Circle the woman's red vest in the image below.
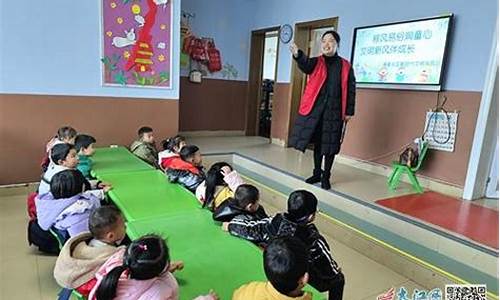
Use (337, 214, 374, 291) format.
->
(298, 55, 351, 119)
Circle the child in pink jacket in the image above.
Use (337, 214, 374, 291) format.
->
(89, 235, 218, 300)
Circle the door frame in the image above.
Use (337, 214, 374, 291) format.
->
(463, 18, 498, 200)
(486, 138, 499, 198)
(287, 17, 339, 144)
(245, 26, 280, 137)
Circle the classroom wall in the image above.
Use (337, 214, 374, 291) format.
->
(178, 0, 496, 187)
(253, 0, 497, 91)
(179, 77, 247, 131)
(0, 0, 181, 98)
(178, 0, 254, 132)
(270, 83, 484, 187)
(0, 94, 179, 184)
(180, 0, 254, 81)
(0, 0, 182, 184)
(1, 0, 496, 187)
(252, 0, 496, 187)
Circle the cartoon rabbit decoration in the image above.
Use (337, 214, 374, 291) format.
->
(112, 28, 136, 48)
(135, 15, 145, 27)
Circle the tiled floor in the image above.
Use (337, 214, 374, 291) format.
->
(474, 197, 499, 211)
(192, 136, 422, 203)
(377, 192, 498, 249)
(251, 197, 429, 300)
(192, 136, 498, 219)
(1, 136, 496, 300)
(0, 187, 425, 300)
(0, 193, 60, 300)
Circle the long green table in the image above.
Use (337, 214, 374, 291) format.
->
(92, 147, 325, 299)
(91, 146, 154, 178)
(127, 211, 326, 300)
(96, 170, 199, 221)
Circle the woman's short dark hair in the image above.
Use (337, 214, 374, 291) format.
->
(322, 30, 340, 44)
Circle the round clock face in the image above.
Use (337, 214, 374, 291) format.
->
(279, 24, 293, 44)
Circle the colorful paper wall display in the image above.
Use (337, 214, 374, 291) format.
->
(101, 0, 173, 89)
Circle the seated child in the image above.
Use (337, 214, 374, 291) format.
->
(46, 126, 78, 153)
(54, 206, 126, 297)
(225, 190, 345, 300)
(39, 143, 80, 195)
(165, 145, 205, 192)
(232, 237, 312, 300)
(36, 169, 101, 238)
(158, 135, 186, 170)
(89, 234, 218, 300)
(42, 126, 77, 172)
(213, 184, 267, 222)
(196, 162, 244, 210)
(75, 134, 97, 179)
(38, 144, 110, 199)
(130, 126, 160, 168)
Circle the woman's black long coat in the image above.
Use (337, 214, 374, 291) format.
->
(289, 50, 356, 155)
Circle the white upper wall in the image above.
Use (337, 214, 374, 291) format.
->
(0, 0, 181, 99)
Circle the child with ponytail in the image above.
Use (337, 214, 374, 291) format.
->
(89, 235, 218, 300)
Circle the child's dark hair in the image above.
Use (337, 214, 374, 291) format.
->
(50, 169, 86, 199)
(161, 135, 186, 152)
(95, 235, 169, 300)
(51, 143, 75, 165)
(203, 162, 232, 208)
(56, 126, 77, 141)
(234, 184, 259, 209)
(179, 145, 199, 161)
(264, 237, 308, 295)
(89, 206, 123, 240)
(138, 126, 153, 137)
(75, 134, 96, 152)
(322, 30, 340, 44)
(287, 190, 318, 223)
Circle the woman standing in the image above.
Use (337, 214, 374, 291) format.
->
(289, 30, 356, 190)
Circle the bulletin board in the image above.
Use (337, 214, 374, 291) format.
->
(101, 0, 173, 89)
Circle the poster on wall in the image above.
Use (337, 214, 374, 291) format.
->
(101, 0, 173, 89)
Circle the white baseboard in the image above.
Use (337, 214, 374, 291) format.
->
(0, 182, 39, 197)
(335, 155, 464, 198)
(271, 138, 286, 147)
(179, 130, 245, 137)
(0, 182, 38, 188)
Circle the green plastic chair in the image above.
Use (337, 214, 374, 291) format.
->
(48, 229, 86, 300)
(70, 290, 86, 300)
(387, 142, 429, 194)
(48, 228, 65, 250)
